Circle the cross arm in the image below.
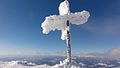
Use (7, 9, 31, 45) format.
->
(41, 10, 90, 35)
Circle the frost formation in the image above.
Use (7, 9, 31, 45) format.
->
(41, 0, 90, 40)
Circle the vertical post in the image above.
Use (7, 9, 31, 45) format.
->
(66, 20, 71, 66)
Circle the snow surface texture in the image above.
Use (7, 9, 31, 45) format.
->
(59, 0, 70, 15)
(41, 0, 90, 40)
(0, 58, 120, 68)
(0, 60, 118, 68)
(0, 59, 80, 68)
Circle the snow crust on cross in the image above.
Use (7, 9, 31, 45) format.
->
(41, 0, 90, 40)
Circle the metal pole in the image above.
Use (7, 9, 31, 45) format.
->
(66, 20, 71, 66)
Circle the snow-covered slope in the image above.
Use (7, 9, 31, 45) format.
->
(0, 56, 120, 68)
(0, 59, 80, 68)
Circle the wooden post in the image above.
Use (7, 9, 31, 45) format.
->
(66, 20, 71, 66)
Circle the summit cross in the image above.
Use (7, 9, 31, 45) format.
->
(41, 0, 90, 66)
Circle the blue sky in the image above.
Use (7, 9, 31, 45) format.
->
(0, 0, 120, 55)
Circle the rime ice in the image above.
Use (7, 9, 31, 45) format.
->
(41, 3, 90, 40)
(59, 0, 70, 15)
(41, 0, 90, 67)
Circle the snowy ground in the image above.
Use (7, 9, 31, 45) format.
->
(0, 58, 80, 68)
(0, 56, 120, 68)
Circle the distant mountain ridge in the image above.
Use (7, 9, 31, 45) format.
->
(71, 48, 120, 57)
(105, 48, 120, 57)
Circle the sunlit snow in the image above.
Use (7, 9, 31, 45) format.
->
(41, 0, 90, 40)
(0, 59, 80, 68)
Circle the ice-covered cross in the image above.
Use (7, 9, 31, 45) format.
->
(41, 0, 90, 66)
(41, 0, 90, 40)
